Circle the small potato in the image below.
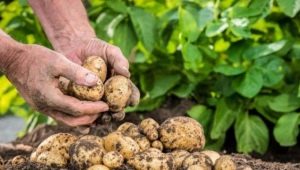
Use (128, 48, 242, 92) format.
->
(104, 132, 140, 159)
(214, 155, 236, 170)
(11, 155, 27, 167)
(159, 116, 205, 151)
(104, 75, 132, 112)
(182, 152, 213, 170)
(188, 165, 208, 170)
(139, 118, 159, 141)
(151, 140, 163, 151)
(117, 122, 140, 138)
(103, 151, 124, 169)
(170, 150, 190, 169)
(30, 133, 77, 167)
(83, 56, 107, 82)
(127, 148, 175, 170)
(35, 151, 67, 168)
(70, 139, 106, 170)
(133, 135, 151, 152)
(87, 164, 110, 170)
(71, 80, 104, 101)
(200, 150, 220, 165)
(111, 111, 126, 121)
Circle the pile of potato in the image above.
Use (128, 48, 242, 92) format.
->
(6, 116, 237, 170)
(59, 56, 139, 122)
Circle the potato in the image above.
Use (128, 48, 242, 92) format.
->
(127, 148, 175, 170)
(200, 150, 220, 165)
(11, 155, 27, 167)
(69, 139, 106, 170)
(214, 155, 236, 170)
(104, 75, 132, 112)
(0, 156, 4, 169)
(79, 135, 104, 149)
(111, 111, 126, 121)
(133, 135, 151, 152)
(182, 152, 213, 170)
(103, 151, 124, 169)
(139, 118, 159, 141)
(35, 151, 67, 167)
(30, 133, 77, 167)
(82, 56, 107, 82)
(159, 116, 205, 151)
(117, 122, 140, 138)
(87, 164, 110, 170)
(104, 132, 140, 159)
(151, 140, 163, 151)
(187, 165, 208, 170)
(169, 150, 190, 169)
(71, 80, 104, 101)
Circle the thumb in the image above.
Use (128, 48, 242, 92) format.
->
(56, 57, 99, 86)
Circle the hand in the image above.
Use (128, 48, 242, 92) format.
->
(5, 44, 109, 126)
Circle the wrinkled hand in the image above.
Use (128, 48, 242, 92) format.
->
(5, 44, 109, 126)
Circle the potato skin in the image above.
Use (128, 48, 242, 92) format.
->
(133, 135, 151, 152)
(69, 139, 106, 170)
(200, 150, 220, 165)
(182, 152, 213, 170)
(35, 151, 67, 168)
(214, 155, 236, 170)
(169, 150, 190, 169)
(103, 151, 124, 168)
(159, 116, 205, 151)
(104, 132, 140, 159)
(71, 80, 104, 101)
(139, 118, 159, 141)
(151, 140, 163, 151)
(117, 122, 140, 138)
(87, 164, 110, 170)
(79, 135, 104, 149)
(11, 155, 27, 167)
(104, 75, 132, 112)
(127, 148, 175, 170)
(83, 56, 107, 82)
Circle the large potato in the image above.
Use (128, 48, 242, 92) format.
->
(139, 118, 159, 141)
(117, 122, 140, 138)
(69, 139, 106, 170)
(104, 75, 132, 112)
(159, 116, 205, 151)
(103, 132, 140, 159)
(79, 135, 104, 149)
(182, 152, 213, 170)
(127, 148, 175, 170)
(35, 151, 67, 168)
(169, 150, 190, 169)
(103, 151, 124, 169)
(214, 155, 236, 170)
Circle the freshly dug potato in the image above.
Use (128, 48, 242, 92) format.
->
(35, 151, 67, 167)
(71, 79, 104, 101)
(69, 139, 106, 170)
(103, 151, 124, 169)
(214, 155, 236, 170)
(151, 140, 163, 151)
(133, 135, 151, 151)
(182, 152, 213, 170)
(0, 156, 4, 169)
(104, 132, 140, 159)
(30, 133, 77, 167)
(169, 150, 190, 169)
(11, 155, 27, 167)
(79, 135, 104, 149)
(127, 148, 175, 170)
(117, 122, 140, 138)
(104, 75, 132, 112)
(200, 150, 220, 165)
(87, 164, 110, 170)
(139, 118, 159, 141)
(82, 56, 107, 82)
(159, 116, 205, 151)
(111, 111, 126, 121)
(187, 165, 209, 170)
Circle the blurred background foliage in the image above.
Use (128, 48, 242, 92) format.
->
(0, 0, 300, 154)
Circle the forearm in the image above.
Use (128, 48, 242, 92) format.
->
(28, 0, 96, 54)
(0, 30, 26, 73)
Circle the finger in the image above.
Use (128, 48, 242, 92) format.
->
(47, 110, 99, 127)
(53, 56, 99, 86)
(105, 45, 130, 77)
(127, 81, 140, 106)
(47, 87, 109, 116)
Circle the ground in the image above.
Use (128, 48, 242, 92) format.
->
(0, 98, 299, 169)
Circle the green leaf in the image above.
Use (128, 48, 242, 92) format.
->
(276, 0, 300, 17)
(274, 113, 300, 146)
(129, 7, 156, 52)
(149, 73, 181, 98)
(187, 105, 213, 130)
(106, 0, 127, 13)
(235, 113, 269, 154)
(205, 21, 229, 37)
(172, 83, 196, 98)
(232, 0, 271, 18)
(233, 67, 263, 98)
(197, 7, 214, 31)
(268, 93, 300, 112)
(126, 96, 165, 112)
(211, 98, 241, 139)
(243, 40, 287, 60)
(113, 20, 138, 57)
(214, 64, 245, 76)
(254, 95, 280, 123)
(179, 7, 199, 42)
(182, 43, 203, 73)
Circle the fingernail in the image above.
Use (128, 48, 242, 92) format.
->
(85, 73, 98, 85)
(122, 66, 131, 77)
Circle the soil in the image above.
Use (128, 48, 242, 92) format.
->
(0, 97, 299, 170)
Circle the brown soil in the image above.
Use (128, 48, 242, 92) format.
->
(0, 98, 300, 169)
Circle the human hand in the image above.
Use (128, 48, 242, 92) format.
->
(4, 44, 109, 126)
